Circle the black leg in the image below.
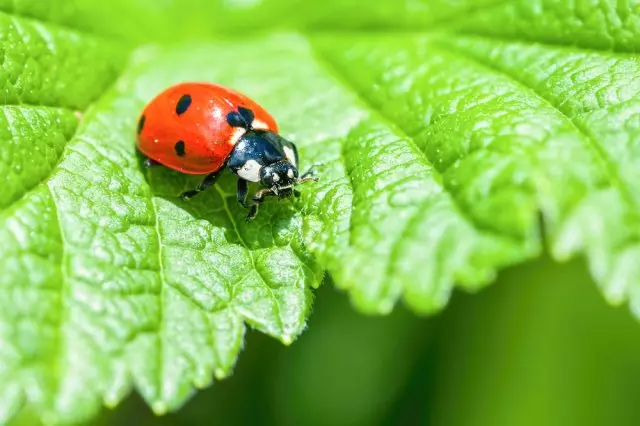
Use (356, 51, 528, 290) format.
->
(144, 157, 161, 168)
(246, 204, 259, 221)
(293, 189, 301, 198)
(246, 188, 274, 222)
(179, 170, 222, 200)
(237, 178, 250, 208)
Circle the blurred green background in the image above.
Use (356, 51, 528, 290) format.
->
(85, 257, 640, 426)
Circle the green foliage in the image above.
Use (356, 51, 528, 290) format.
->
(0, 32, 323, 424)
(311, 32, 640, 314)
(1, 0, 640, 424)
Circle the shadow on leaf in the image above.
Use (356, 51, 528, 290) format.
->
(138, 153, 303, 251)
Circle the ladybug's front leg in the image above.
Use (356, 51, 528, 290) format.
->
(298, 162, 323, 182)
(180, 170, 222, 201)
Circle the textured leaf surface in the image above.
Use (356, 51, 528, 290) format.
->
(308, 32, 640, 315)
(0, 27, 326, 423)
(2, 0, 640, 424)
(442, 0, 640, 52)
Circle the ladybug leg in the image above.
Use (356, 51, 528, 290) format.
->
(179, 170, 222, 201)
(246, 205, 259, 222)
(299, 162, 323, 181)
(293, 189, 301, 198)
(246, 188, 275, 222)
(237, 179, 250, 208)
(297, 174, 319, 185)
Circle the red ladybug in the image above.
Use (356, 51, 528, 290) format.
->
(137, 82, 318, 221)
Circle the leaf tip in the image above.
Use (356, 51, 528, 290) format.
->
(214, 368, 228, 380)
(282, 334, 294, 345)
(352, 295, 394, 316)
(104, 395, 120, 409)
(151, 401, 168, 415)
(194, 376, 213, 389)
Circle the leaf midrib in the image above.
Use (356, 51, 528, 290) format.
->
(148, 173, 167, 410)
(47, 183, 70, 416)
(213, 184, 287, 337)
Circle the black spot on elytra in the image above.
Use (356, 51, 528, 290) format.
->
(176, 94, 192, 115)
(137, 115, 145, 134)
(174, 140, 186, 157)
(226, 106, 254, 129)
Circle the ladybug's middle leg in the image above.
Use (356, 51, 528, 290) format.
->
(237, 178, 251, 208)
(246, 188, 275, 221)
(179, 170, 222, 200)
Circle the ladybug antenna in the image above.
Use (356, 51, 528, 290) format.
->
(226, 106, 255, 130)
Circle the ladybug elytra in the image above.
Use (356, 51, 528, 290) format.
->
(136, 82, 318, 221)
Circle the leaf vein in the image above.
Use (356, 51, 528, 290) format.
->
(213, 185, 285, 334)
(46, 184, 70, 413)
(146, 172, 167, 405)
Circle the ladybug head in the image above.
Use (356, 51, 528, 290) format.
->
(259, 160, 299, 191)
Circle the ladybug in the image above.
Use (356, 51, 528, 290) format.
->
(136, 82, 319, 221)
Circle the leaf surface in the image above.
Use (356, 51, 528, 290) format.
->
(310, 32, 640, 313)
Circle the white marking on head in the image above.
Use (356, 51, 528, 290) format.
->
(283, 146, 297, 167)
(287, 169, 294, 179)
(272, 174, 280, 182)
(237, 159, 262, 182)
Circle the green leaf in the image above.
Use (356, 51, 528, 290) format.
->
(1, 29, 330, 423)
(441, 0, 640, 52)
(3, 0, 640, 424)
(308, 31, 640, 315)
